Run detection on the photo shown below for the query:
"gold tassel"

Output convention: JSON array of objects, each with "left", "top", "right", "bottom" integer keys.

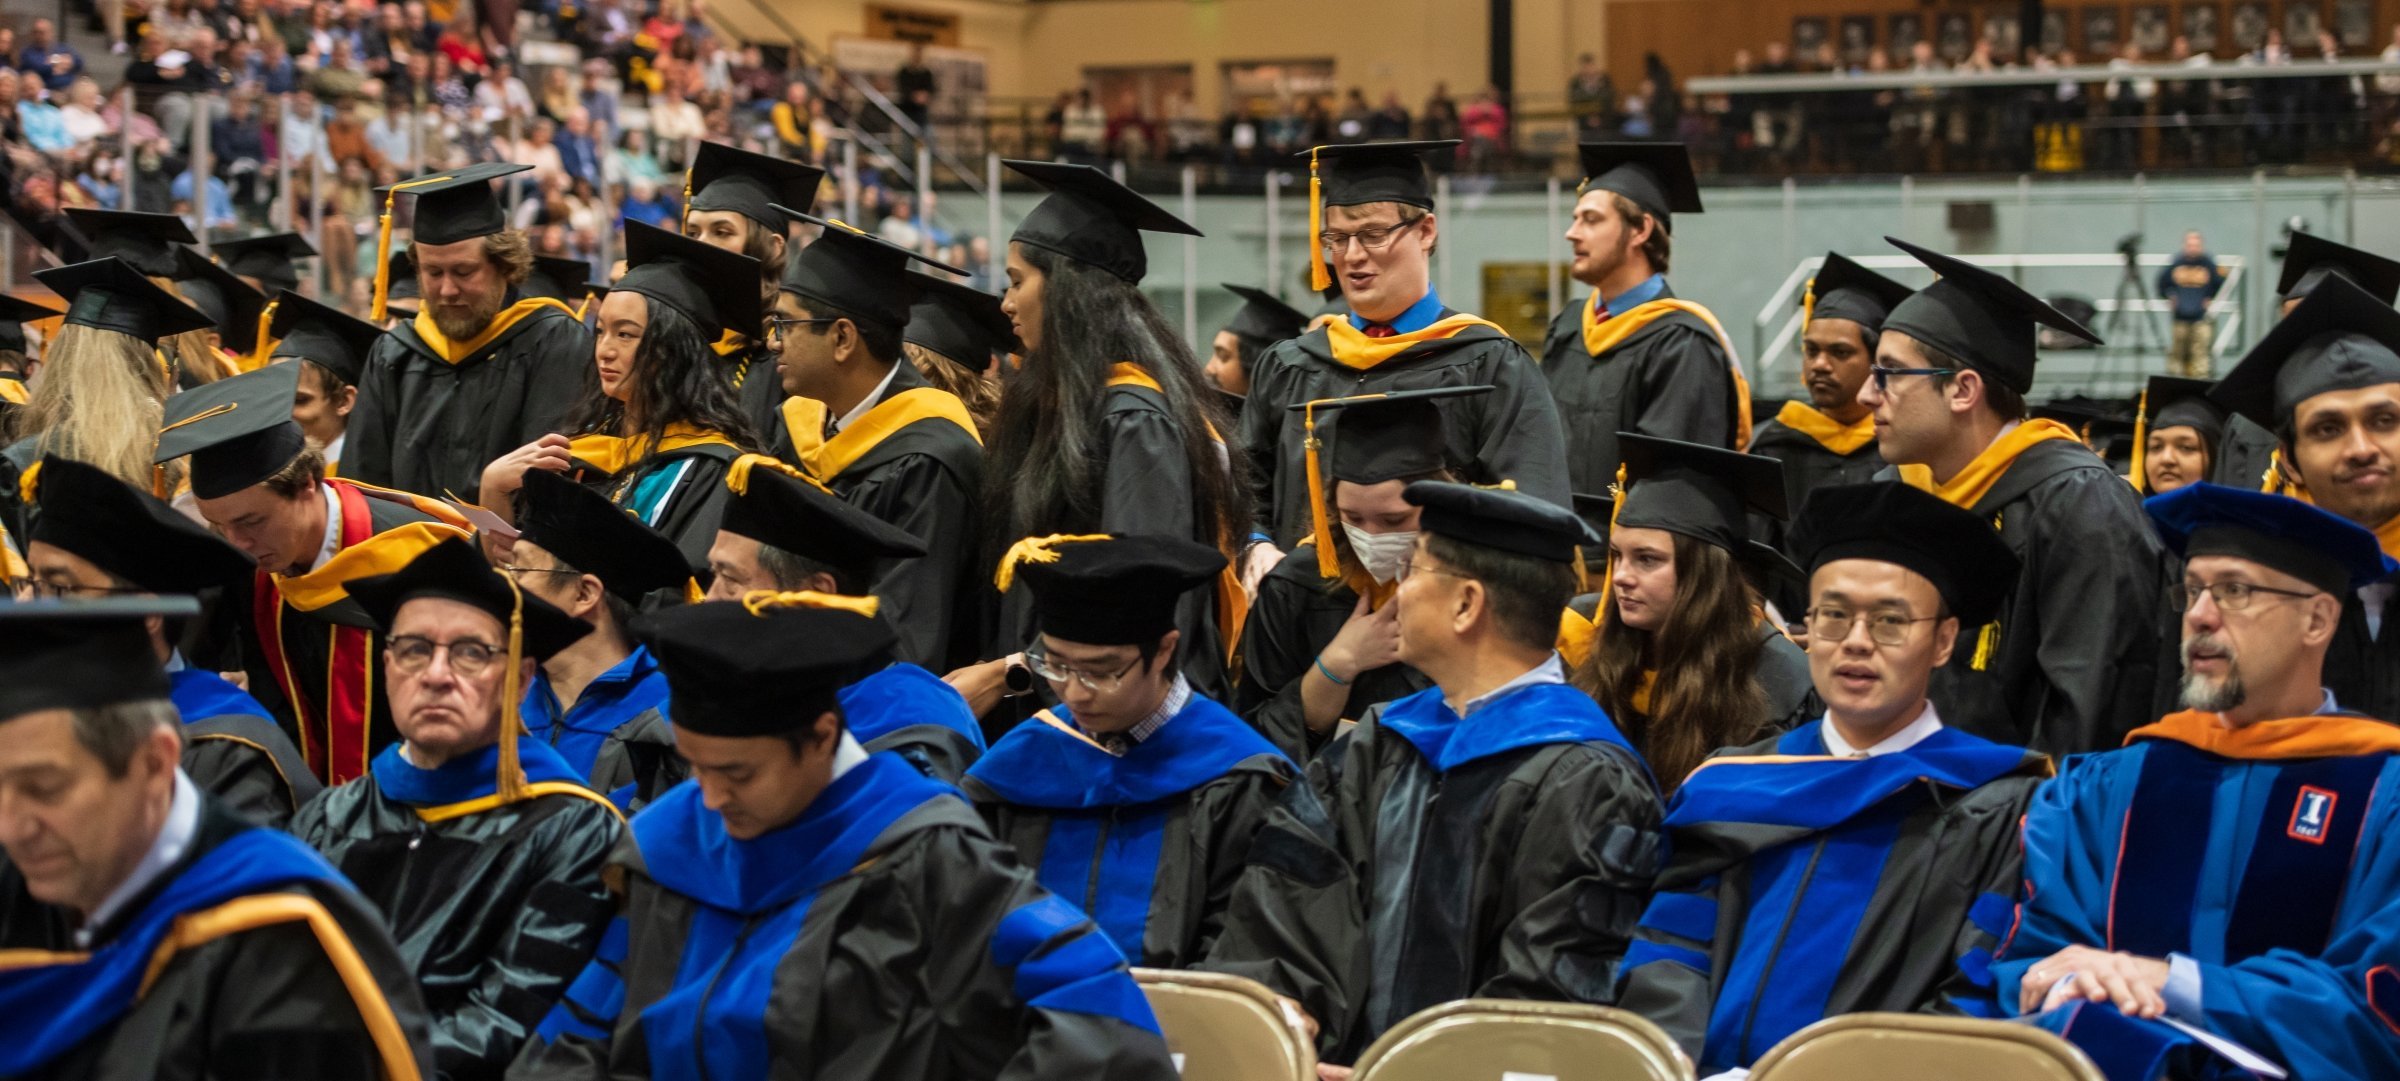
[
  {"left": 497, "top": 573, "right": 528, "bottom": 804},
  {"left": 16, "top": 460, "right": 41, "bottom": 506},
  {"left": 725, "top": 452, "right": 833, "bottom": 496},
  {"left": 251, "top": 298, "right": 279, "bottom": 370},
  {"left": 994, "top": 533, "right": 1111, "bottom": 592},
  {"left": 1308, "top": 147, "right": 1329, "bottom": 294},
  {"left": 1971, "top": 620, "right": 2000, "bottom": 671},
  {"left": 739, "top": 589, "right": 881, "bottom": 618},
  {"left": 2129, "top": 387, "right": 2150, "bottom": 491},
  {"left": 574, "top": 294, "right": 593, "bottom": 321},
  {"left": 680, "top": 164, "right": 694, "bottom": 228},
  {"left": 1799, "top": 276, "right": 1816, "bottom": 336},
  {"left": 1305, "top": 398, "right": 1340, "bottom": 580},
  {"left": 1595, "top": 462, "right": 1628, "bottom": 615}
]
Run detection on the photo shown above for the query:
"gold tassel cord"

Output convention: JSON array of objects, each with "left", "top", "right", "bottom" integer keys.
[
  {"left": 1799, "top": 276, "right": 1816, "bottom": 338},
  {"left": 738, "top": 589, "right": 882, "bottom": 618},
  {"left": 680, "top": 165, "right": 694, "bottom": 228},
  {"left": 496, "top": 573, "right": 528, "bottom": 805},
  {"left": 993, "top": 533, "right": 1112, "bottom": 593},
  {"left": 15, "top": 460, "right": 41, "bottom": 506},
  {"left": 1308, "top": 148, "right": 1329, "bottom": 294},
  {"left": 1304, "top": 397, "right": 1342, "bottom": 580},
  {"left": 251, "top": 298, "right": 279, "bottom": 369},
  {"left": 1594, "top": 462, "right": 1629, "bottom": 616},
  {"left": 2128, "top": 388, "right": 2150, "bottom": 491}
]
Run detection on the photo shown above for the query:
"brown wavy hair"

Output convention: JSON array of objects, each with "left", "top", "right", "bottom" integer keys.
[
  {"left": 1572, "top": 532, "right": 1768, "bottom": 791},
  {"left": 902, "top": 341, "right": 999, "bottom": 442}
]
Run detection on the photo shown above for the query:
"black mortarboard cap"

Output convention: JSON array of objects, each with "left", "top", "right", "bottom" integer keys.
[
  {"left": 524, "top": 256, "right": 603, "bottom": 304},
  {"left": 1577, "top": 142, "right": 1703, "bottom": 231},
  {"left": 1222, "top": 284, "right": 1308, "bottom": 344},
  {"left": 1005, "top": 159, "right": 1203, "bottom": 284},
  {"left": 1787, "top": 481, "right": 2019, "bottom": 627},
  {"left": 346, "top": 536, "right": 590, "bottom": 661},
  {"left": 0, "top": 293, "right": 64, "bottom": 355},
  {"left": 269, "top": 290, "right": 383, "bottom": 387},
  {"left": 2277, "top": 232, "right": 2400, "bottom": 306},
  {"left": 2031, "top": 398, "right": 2135, "bottom": 446},
  {"left": 904, "top": 271, "right": 1019, "bottom": 363},
  {"left": 1309, "top": 140, "right": 1457, "bottom": 210},
  {"left": 776, "top": 210, "right": 965, "bottom": 332},
  {"left": 1291, "top": 386, "right": 1494, "bottom": 485},
  {"left": 2211, "top": 274, "right": 2400, "bottom": 429},
  {"left": 2141, "top": 375, "right": 2226, "bottom": 450},
  {"left": 210, "top": 232, "right": 315, "bottom": 294},
  {"left": 686, "top": 141, "right": 825, "bottom": 227},
  {"left": 1015, "top": 534, "right": 1226, "bottom": 646},
  {"left": 1803, "top": 252, "right": 1913, "bottom": 334},
  {"left": 154, "top": 363, "right": 308, "bottom": 499},
  {"left": 0, "top": 598, "right": 195, "bottom": 721},
  {"left": 2147, "top": 483, "right": 2395, "bottom": 595},
  {"left": 513, "top": 468, "right": 694, "bottom": 603},
  {"left": 1881, "top": 237, "right": 2103, "bottom": 394},
  {"left": 28, "top": 456, "right": 255, "bottom": 591},
  {"left": 1405, "top": 480, "right": 1597, "bottom": 564},
  {"left": 35, "top": 257, "right": 215, "bottom": 343},
  {"left": 173, "top": 246, "right": 268, "bottom": 355},
  {"left": 634, "top": 601, "right": 895, "bottom": 736},
  {"left": 719, "top": 455, "right": 928, "bottom": 586},
  {"left": 60, "top": 208, "right": 198, "bottom": 277},
  {"left": 379, "top": 162, "right": 532, "bottom": 246},
  {"left": 1614, "top": 433, "right": 1788, "bottom": 554},
  {"left": 616, "top": 220, "right": 762, "bottom": 344}
]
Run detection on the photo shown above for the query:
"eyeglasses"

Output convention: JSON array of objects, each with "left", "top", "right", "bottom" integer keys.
[
  {"left": 1023, "top": 643, "right": 1143, "bottom": 694},
  {"left": 1867, "top": 365, "right": 1957, "bottom": 391},
  {"left": 2170, "top": 580, "right": 2320, "bottom": 613},
  {"left": 1319, "top": 216, "right": 1423, "bottom": 259},
  {"left": 386, "top": 635, "right": 505, "bottom": 677},
  {"left": 23, "top": 579, "right": 146, "bottom": 600},
  {"left": 497, "top": 563, "right": 581, "bottom": 580},
  {"left": 764, "top": 316, "right": 838, "bottom": 340},
  {"left": 1804, "top": 606, "right": 1941, "bottom": 647}
]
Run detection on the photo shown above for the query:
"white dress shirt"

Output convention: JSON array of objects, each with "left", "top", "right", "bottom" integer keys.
[
  {"left": 80, "top": 771, "right": 201, "bottom": 947},
  {"left": 1820, "top": 701, "right": 1944, "bottom": 758},
  {"left": 1453, "top": 653, "right": 1566, "bottom": 717}
]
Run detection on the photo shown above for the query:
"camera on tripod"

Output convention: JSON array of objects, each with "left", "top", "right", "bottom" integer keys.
[{"left": 2116, "top": 233, "right": 2144, "bottom": 261}]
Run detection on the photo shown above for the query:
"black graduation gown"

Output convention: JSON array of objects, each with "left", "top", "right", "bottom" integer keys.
[
  {"left": 1233, "top": 546, "right": 1431, "bottom": 762},
  {"left": 2325, "top": 575, "right": 2400, "bottom": 723},
  {"left": 1746, "top": 412, "right": 1884, "bottom": 615},
  {"left": 991, "top": 381, "right": 1228, "bottom": 699},
  {"left": 584, "top": 708, "right": 682, "bottom": 813},
  {"left": 1241, "top": 313, "right": 1571, "bottom": 548},
  {"left": 1617, "top": 723, "right": 2047, "bottom": 1072},
  {"left": 0, "top": 794, "right": 435, "bottom": 1081},
  {"left": 345, "top": 303, "right": 594, "bottom": 500},
  {"left": 293, "top": 743, "right": 623, "bottom": 1081},
  {"left": 169, "top": 668, "right": 324, "bottom": 830},
  {"left": 1898, "top": 439, "right": 2168, "bottom": 756},
  {"left": 2210, "top": 414, "right": 2282, "bottom": 490},
  {"left": 507, "top": 752, "right": 1179, "bottom": 1081},
  {"left": 1540, "top": 284, "right": 1744, "bottom": 542},
  {"left": 734, "top": 342, "right": 785, "bottom": 452},
  {"left": 1203, "top": 682, "right": 1663, "bottom": 1062},
  {"left": 960, "top": 695, "right": 1294, "bottom": 970},
  {"left": 818, "top": 363, "right": 986, "bottom": 673}
]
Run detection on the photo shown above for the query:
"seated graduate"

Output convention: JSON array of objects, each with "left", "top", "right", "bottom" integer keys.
[
  {"left": 21, "top": 456, "right": 320, "bottom": 827},
  {"left": 506, "top": 468, "right": 689, "bottom": 802},
  {"left": 1571, "top": 434, "right": 1818, "bottom": 791},
  {"left": 0, "top": 599, "right": 432, "bottom": 1081},
  {"left": 1235, "top": 387, "right": 1487, "bottom": 762},
  {"left": 292, "top": 538, "right": 625, "bottom": 1081},
  {"left": 2133, "top": 376, "right": 2224, "bottom": 498},
  {"left": 1996, "top": 484, "right": 2400, "bottom": 1081},
  {"left": 1206, "top": 481, "right": 1663, "bottom": 1067},
  {"left": 1618, "top": 481, "right": 2050, "bottom": 1076},
  {"left": 509, "top": 597, "right": 1179, "bottom": 1081},
  {"left": 963, "top": 533, "right": 1294, "bottom": 969}
]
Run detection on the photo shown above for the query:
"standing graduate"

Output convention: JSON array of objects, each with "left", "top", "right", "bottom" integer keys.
[
  {"left": 481, "top": 221, "right": 758, "bottom": 572},
  {"left": 294, "top": 537, "right": 624, "bottom": 1081},
  {"left": 345, "top": 163, "right": 596, "bottom": 499},
  {"left": 209, "top": 231, "right": 317, "bottom": 297},
  {"left": 162, "top": 364, "right": 472, "bottom": 783},
  {"left": 767, "top": 210, "right": 985, "bottom": 671},
  {"left": 679, "top": 141, "right": 824, "bottom": 438},
  {"left": 960, "top": 159, "right": 1245, "bottom": 708},
  {"left": 964, "top": 534, "right": 1293, "bottom": 969},
  {"left": 2212, "top": 232, "right": 2400, "bottom": 492},
  {"left": 1542, "top": 143, "right": 1749, "bottom": 547},
  {"left": 1239, "top": 141, "right": 1568, "bottom": 564},
  {"left": 1235, "top": 388, "right": 1485, "bottom": 760},
  {"left": 1619, "top": 481, "right": 2048, "bottom": 1074},
  {"left": 2134, "top": 376, "right": 2225, "bottom": 497},
  {"left": 1206, "top": 482, "right": 1662, "bottom": 1065},
  {"left": 0, "top": 599, "right": 433, "bottom": 1081},
  {"left": 2208, "top": 276, "right": 2400, "bottom": 727},
  {"left": 54, "top": 209, "right": 229, "bottom": 390},
  {"left": 1863, "top": 237, "right": 2166, "bottom": 755},
  {"left": 1998, "top": 485, "right": 2400, "bottom": 1081},
  {"left": 1574, "top": 434, "right": 1819, "bottom": 790},
  {"left": 267, "top": 291, "right": 383, "bottom": 477},
  {"left": 508, "top": 468, "right": 686, "bottom": 796},
  {"left": 901, "top": 273, "right": 1013, "bottom": 440},
  {"left": 20, "top": 456, "right": 321, "bottom": 828},
  {"left": 1208, "top": 283, "right": 1307, "bottom": 398},
  {"left": 509, "top": 598, "right": 1179, "bottom": 1081}
]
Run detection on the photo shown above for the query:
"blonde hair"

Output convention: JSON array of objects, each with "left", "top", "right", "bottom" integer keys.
[
  {"left": 147, "top": 276, "right": 226, "bottom": 387},
  {"left": 19, "top": 324, "right": 183, "bottom": 494}
]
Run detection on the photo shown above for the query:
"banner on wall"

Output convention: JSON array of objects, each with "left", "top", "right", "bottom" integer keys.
[{"left": 865, "top": 4, "right": 961, "bottom": 46}]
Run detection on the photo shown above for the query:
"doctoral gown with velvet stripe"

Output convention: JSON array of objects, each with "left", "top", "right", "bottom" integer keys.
[
  {"left": 1202, "top": 680, "right": 1663, "bottom": 1062},
  {"left": 507, "top": 751, "right": 1180, "bottom": 1081},
  {"left": 1993, "top": 712, "right": 2400, "bottom": 1081},
  {"left": 292, "top": 741, "right": 623, "bottom": 1081},
  {"left": 521, "top": 645, "right": 674, "bottom": 786},
  {"left": 0, "top": 794, "right": 436, "bottom": 1081},
  {"left": 1617, "top": 721, "right": 2047, "bottom": 1072},
  {"left": 960, "top": 693, "right": 1293, "bottom": 969},
  {"left": 344, "top": 302, "right": 595, "bottom": 501},
  {"left": 1233, "top": 546, "right": 1432, "bottom": 763},
  {"left": 169, "top": 667, "right": 323, "bottom": 829}
]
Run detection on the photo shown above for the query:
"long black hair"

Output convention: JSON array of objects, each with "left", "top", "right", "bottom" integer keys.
[
  {"left": 983, "top": 244, "right": 1249, "bottom": 554},
  {"left": 564, "top": 294, "right": 760, "bottom": 454}
]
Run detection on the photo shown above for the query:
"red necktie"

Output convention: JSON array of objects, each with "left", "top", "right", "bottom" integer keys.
[{"left": 1361, "top": 323, "right": 1396, "bottom": 338}]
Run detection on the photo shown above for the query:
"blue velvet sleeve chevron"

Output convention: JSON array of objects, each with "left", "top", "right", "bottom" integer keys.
[
  {"left": 990, "top": 894, "right": 1161, "bottom": 1035},
  {"left": 1616, "top": 876, "right": 1721, "bottom": 1062},
  {"left": 1946, "top": 892, "right": 2018, "bottom": 1018},
  {"left": 533, "top": 916, "right": 630, "bottom": 1045}
]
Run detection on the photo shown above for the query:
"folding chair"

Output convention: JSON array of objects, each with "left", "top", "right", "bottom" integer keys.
[
  {"left": 1132, "top": 968, "right": 1316, "bottom": 1081},
  {"left": 1746, "top": 1012, "right": 2106, "bottom": 1081},
  {"left": 1351, "top": 998, "right": 1694, "bottom": 1081}
]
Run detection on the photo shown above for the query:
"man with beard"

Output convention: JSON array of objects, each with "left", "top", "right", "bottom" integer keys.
[
  {"left": 344, "top": 163, "right": 594, "bottom": 500},
  {"left": 1541, "top": 143, "right": 1748, "bottom": 550},
  {"left": 2213, "top": 232, "right": 2400, "bottom": 492},
  {"left": 1997, "top": 483, "right": 2400, "bottom": 1081},
  {"left": 2209, "top": 275, "right": 2400, "bottom": 724}
]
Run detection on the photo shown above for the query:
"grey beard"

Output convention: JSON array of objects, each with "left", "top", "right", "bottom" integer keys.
[{"left": 2179, "top": 639, "right": 2247, "bottom": 713}]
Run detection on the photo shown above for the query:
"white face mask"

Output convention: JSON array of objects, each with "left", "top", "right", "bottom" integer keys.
[{"left": 1342, "top": 524, "right": 1419, "bottom": 584}]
